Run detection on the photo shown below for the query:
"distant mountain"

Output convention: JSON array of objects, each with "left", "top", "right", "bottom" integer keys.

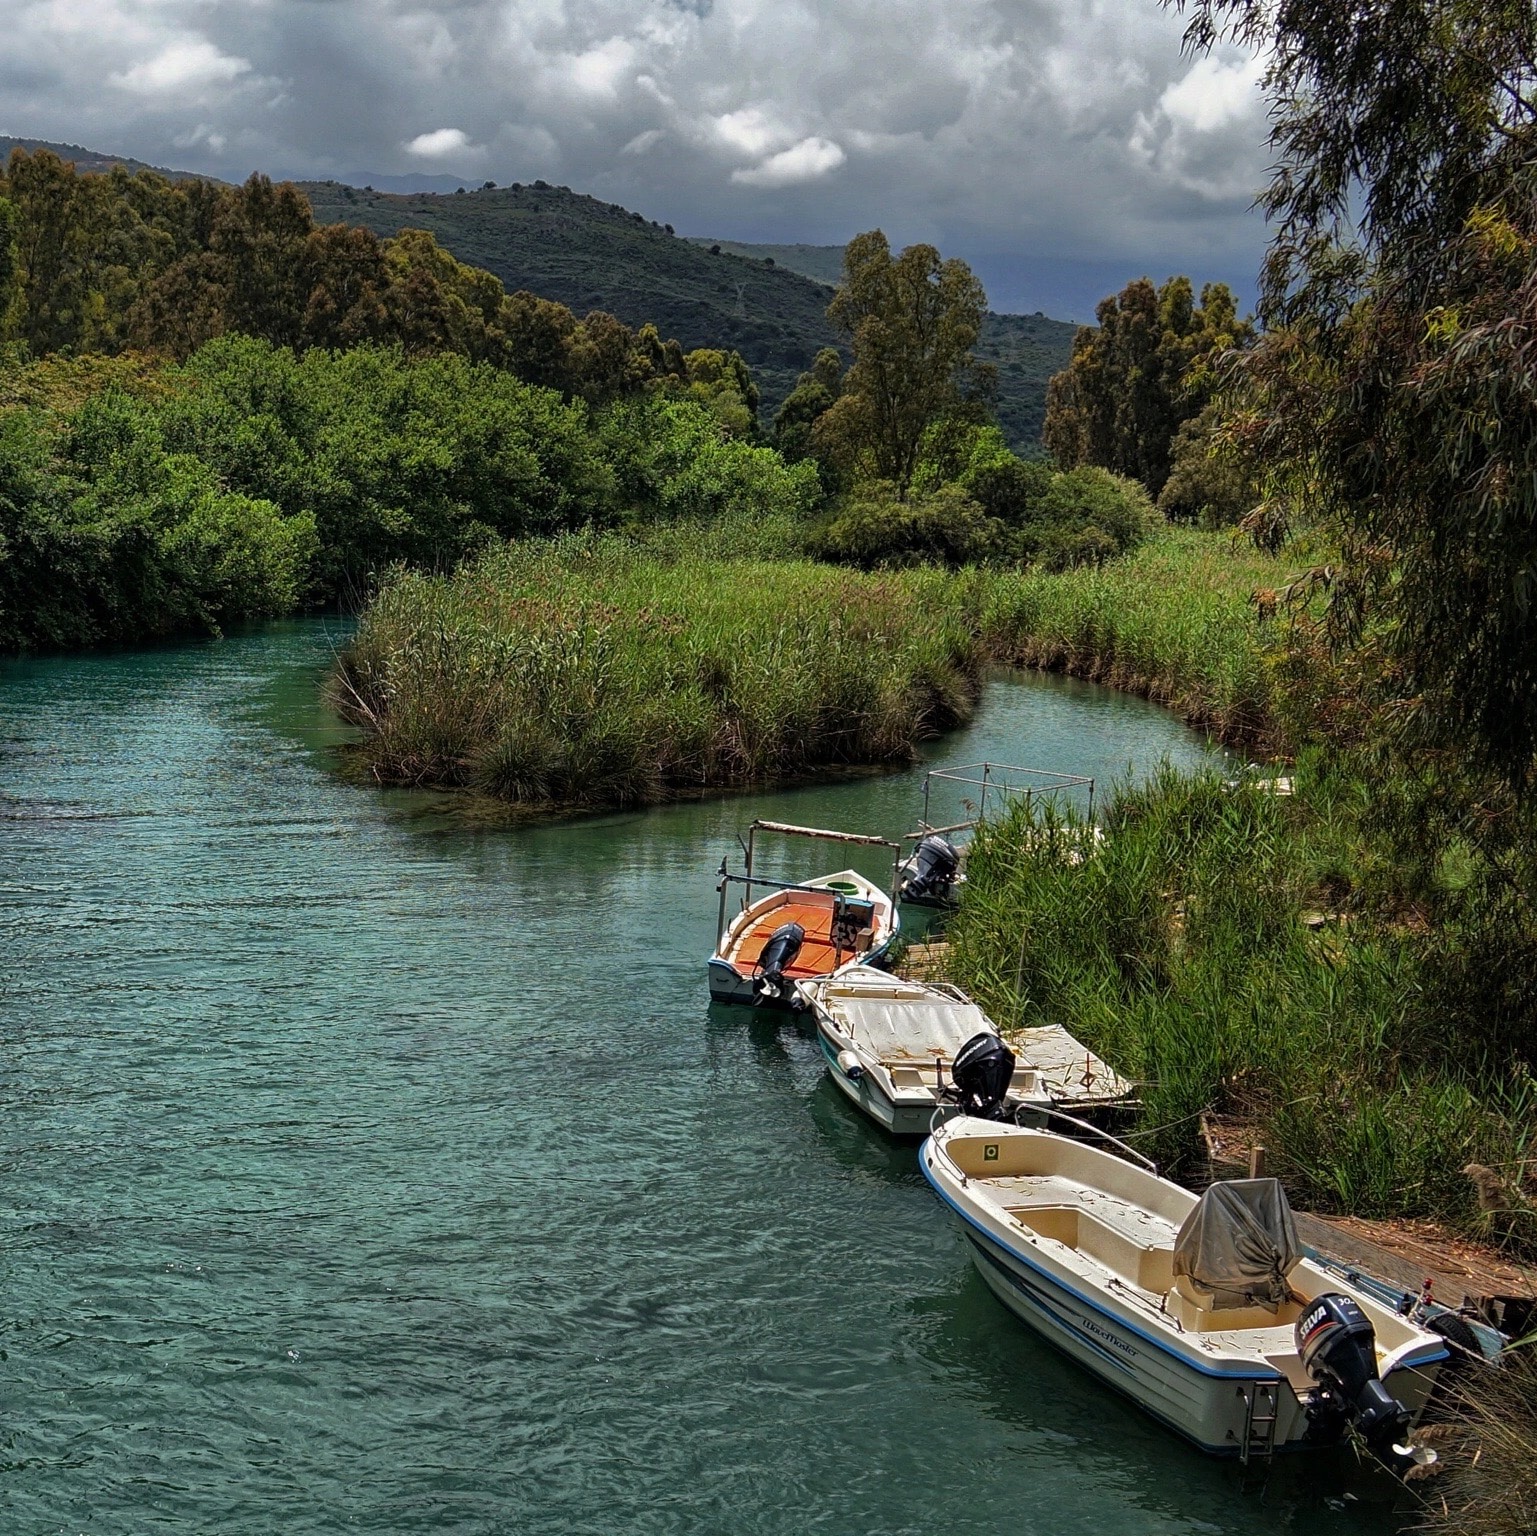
[
  {"left": 0, "top": 134, "right": 216, "bottom": 183},
  {"left": 300, "top": 180, "right": 1078, "bottom": 446}
]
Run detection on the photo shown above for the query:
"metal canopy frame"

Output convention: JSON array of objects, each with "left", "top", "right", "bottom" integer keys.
[
  {"left": 911, "top": 761, "right": 1096, "bottom": 844},
  {"left": 715, "top": 819, "right": 905, "bottom": 962}
]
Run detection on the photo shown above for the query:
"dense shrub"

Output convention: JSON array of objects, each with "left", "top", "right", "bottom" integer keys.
[
  {"left": 0, "top": 339, "right": 819, "bottom": 650},
  {"left": 806, "top": 480, "right": 1000, "bottom": 568},
  {"left": 810, "top": 445, "right": 1154, "bottom": 571}
]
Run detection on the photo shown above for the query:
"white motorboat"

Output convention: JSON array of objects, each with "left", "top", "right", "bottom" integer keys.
[
  {"left": 921, "top": 1119, "right": 1448, "bottom": 1463},
  {"left": 708, "top": 867, "right": 898, "bottom": 1008},
  {"left": 897, "top": 762, "right": 1101, "bottom": 909},
  {"left": 799, "top": 967, "right": 1135, "bottom": 1135},
  {"left": 798, "top": 968, "right": 1046, "bottom": 1134}
]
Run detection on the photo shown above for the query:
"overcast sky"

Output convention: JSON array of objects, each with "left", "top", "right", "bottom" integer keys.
[{"left": 5, "top": 0, "right": 1274, "bottom": 318}]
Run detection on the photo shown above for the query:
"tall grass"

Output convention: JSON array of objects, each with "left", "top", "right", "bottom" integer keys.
[
  {"left": 334, "top": 530, "right": 982, "bottom": 806},
  {"left": 977, "top": 528, "right": 1288, "bottom": 748},
  {"left": 945, "top": 764, "right": 1532, "bottom": 1234},
  {"left": 1415, "top": 1348, "right": 1537, "bottom": 1536},
  {"left": 337, "top": 524, "right": 1291, "bottom": 808}
]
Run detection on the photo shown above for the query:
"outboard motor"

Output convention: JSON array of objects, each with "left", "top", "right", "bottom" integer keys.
[
  {"left": 1296, "top": 1293, "right": 1415, "bottom": 1464},
  {"left": 945, "top": 1032, "right": 1016, "bottom": 1119},
  {"left": 901, "top": 835, "right": 960, "bottom": 902},
  {"left": 752, "top": 922, "right": 805, "bottom": 1005}
]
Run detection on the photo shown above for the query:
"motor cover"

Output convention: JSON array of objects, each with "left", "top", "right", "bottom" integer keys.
[
  {"left": 902, "top": 835, "right": 960, "bottom": 900},
  {"left": 947, "top": 1032, "right": 1015, "bottom": 1119},
  {"left": 752, "top": 921, "right": 805, "bottom": 1003}
]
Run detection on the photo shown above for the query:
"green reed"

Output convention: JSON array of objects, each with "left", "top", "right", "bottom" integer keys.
[
  {"left": 946, "top": 763, "right": 1530, "bottom": 1237},
  {"left": 976, "top": 528, "right": 1288, "bottom": 749},
  {"left": 334, "top": 531, "right": 983, "bottom": 806},
  {"left": 338, "top": 524, "right": 1291, "bottom": 809}
]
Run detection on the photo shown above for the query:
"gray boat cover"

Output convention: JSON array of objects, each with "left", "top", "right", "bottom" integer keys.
[{"left": 1171, "top": 1178, "right": 1300, "bottom": 1309}]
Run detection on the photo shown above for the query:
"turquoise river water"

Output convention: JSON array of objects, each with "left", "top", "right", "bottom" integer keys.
[{"left": 1, "top": 620, "right": 1406, "bottom": 1534}]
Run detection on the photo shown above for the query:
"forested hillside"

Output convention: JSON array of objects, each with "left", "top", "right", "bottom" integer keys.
[
  {"left": 299, "top": 180, "right": 832, "bottom": 419},
  {"left": 300, "top": 181, "right": 1076, "bottom": 444},
  {"left": 0, "top": 134, "right": 205, "bottom": 183}
]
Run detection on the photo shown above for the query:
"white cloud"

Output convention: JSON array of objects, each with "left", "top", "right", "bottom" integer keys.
[
  {"left": 731, "top": 136, "right": 846, "bottom": 187},
  {"left": 1128, "top": 45, "right": 1268, "bottom": 201},
  {"left": 1159, "top": 54, "right": 1265, "bottom": 133},
  {"left": 112, "top": 38, "right": 250, "bottom": 96},
  {"left": 173, "top": 122, "right": 227, "bottom": 154},
  {"left": 1, "top": 0, "right": 1276, "bottom": 312},
  {"left": 711, "top": 107, "right": 790, "bottom": 159},
  {"left": 405, "top": 127, "right": 476, "bottom": 159},
  {"left": 566, "top": 37, "right": 636, "bottom": 99}
]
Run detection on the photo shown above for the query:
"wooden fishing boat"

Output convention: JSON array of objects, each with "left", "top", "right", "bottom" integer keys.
[
  {"left": 922, "top": 1120, "right": 1447, "bottom": 1465},
  {"left": 799, "top": 967, "right": 1134, "bottom": 1135},
  {"left": 708, "top": 822, "right": 902, "bottom": 1008}
]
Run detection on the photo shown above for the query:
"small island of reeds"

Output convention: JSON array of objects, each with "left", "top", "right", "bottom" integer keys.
[
  {"left": 331, "top": 531, "right": 987, "bottom": 807},
  {"left": 332, "top": 524, "right": 1288, "bottom": 810}
]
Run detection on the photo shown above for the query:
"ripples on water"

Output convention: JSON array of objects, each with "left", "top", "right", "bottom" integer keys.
[{"left": 0, "top": 622, "right": 1401, "bottom": 1533}]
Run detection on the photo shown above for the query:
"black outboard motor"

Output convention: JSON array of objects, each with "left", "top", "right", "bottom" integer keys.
[
  {"left": 946, "top": 1032, "right": 1016, "bottom": 1119},
  {"left": 752, "top": 921, "right": 805, "bottom": 1005},
  {"left": 1296, "top": 1292, "right": 1414, "bottom": 1463},
  {"left": 901, "top": 835, "right": 960, "bottom": 902}
]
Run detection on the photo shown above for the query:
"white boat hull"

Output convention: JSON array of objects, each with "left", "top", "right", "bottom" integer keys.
[
  {"left": 920, "top": 1125, "right": 1446, "bottom": 1457},
  {"left": 815, "top": 1023, "right": 942, "bottom": 1135}
]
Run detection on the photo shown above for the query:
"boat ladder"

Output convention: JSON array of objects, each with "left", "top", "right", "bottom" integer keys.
[{"left": 1236, "top": 1380, "right": 1279, "bottom": 1465}]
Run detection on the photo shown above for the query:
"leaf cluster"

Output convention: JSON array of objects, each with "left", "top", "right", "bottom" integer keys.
[{"left": 1043, "top": 274, "right": 1252, "bottom": 496}]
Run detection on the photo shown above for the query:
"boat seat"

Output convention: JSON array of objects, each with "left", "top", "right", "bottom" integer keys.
[
  {"left": 732, "top": 896, "right": 871, "bottom": 977},
  {"left": 1164, "top": 1274, "right": 1304, "bottom": 1333},
  {"left": 1007, "top": 1203, "right": 1175, "bottom": 1293}
]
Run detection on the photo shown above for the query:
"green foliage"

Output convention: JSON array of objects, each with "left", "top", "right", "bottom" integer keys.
[
  {"left": 816, "top": 231, "right": 991, "bottom": 495},
  {"left": 664, "top": 348, "right": 760, "bottom": 439},
  {"left": 1044, "top": 276, "right": 1251, "bottom": 496},
  {"left": 0, "top": 149, "right": 690, "bottom": 413},
  {"left": 1175, "top": 0, "right": 1537, "bottom": 791},
  {"left": 1155, "top": 400, "right": 1259, "bottom": 527},
  {"left": 0, "top": 197, "right": 18, "bottom": 334},
  {"left": 0, "top": 384, "right": 315, "bottom": 649},
  {"left": 334, "top": 535, "right": 984, "bottom": 806},
  {"left": 946, "top": 763, "right": 1533, "bottom": 1230},
  {"left": 0, "top": 338, "right": 817, "bottom": 649},
  {"left": 808, "top": 481, "right": 1001, "bottom": 568},
  {"left": 974, "top": 527, "right": 1284, "bottom": 744},
  {"left": 813, "top": 426, "right": 1155, "bottom": 572},
  {"left": 772, "top": 346, "right": 841, "bottom": 467},
  {"left": 595, "top": 393, "right": 820, "bottom": 531}
]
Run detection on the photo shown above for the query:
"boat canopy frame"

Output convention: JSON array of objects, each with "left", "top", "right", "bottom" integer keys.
[
  {"left": 714, "top": 819, "right": 904, "bottom": 962},
  {"left": 908, "top": 762, "right": 1096, "bottom": 844}
]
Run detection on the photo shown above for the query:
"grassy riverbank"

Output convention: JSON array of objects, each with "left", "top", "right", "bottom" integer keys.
[
  {"left": 337, "top": 525, "right": 1290, "bottom": 806},
  {"left": 976, "top": 529, "right": 1286, "bottom": 749},
  {"left": 946, "top": 764, "right": 1536, "bottom": 1240},
  {"left": 334, "top": 531, "right": 982, "bottom": 805}
]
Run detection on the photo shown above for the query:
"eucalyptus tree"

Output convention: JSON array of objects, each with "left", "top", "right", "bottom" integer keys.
[
  {"left": 815, "top": 231, "right": 989, "bottom": 497},
  {"left": 1174, "top": 0, "right": 1537, "bottom": 788},
  {"left": 1043, "top": 275, "right": 1249, "bottom": 496}
]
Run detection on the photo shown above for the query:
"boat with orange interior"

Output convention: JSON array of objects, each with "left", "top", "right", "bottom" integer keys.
[{"left": 708, "top": 820, "right": 900, "bottom": 1008}]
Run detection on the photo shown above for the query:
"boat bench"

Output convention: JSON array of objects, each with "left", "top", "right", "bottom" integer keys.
[{"left": 1000, "top": 1185, "right": 1176, "bottom": 1293}]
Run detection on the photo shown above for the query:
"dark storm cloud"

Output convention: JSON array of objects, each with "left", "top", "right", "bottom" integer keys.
[{"left": 3, "top": 0, "right": 1273, "bottom": 312}]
